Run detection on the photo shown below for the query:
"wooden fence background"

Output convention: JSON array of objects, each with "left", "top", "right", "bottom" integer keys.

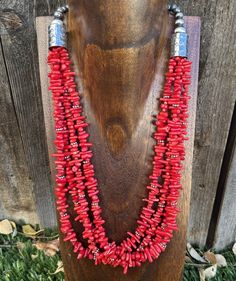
[{"left": 0, "top": 1, "right": 235, "bottom": 250}]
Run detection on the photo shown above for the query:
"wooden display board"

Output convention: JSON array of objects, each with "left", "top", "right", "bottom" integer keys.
[{"left": 36, "top": 14, "right": 200, "bottom": 281}]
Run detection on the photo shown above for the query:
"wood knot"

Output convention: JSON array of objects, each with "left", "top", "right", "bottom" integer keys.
[
  {"left": 0, "top": 10, "right": 24, "bottom": 34},
  {"left": 106, "top": 123, "right": 127, "bottom": 155}
]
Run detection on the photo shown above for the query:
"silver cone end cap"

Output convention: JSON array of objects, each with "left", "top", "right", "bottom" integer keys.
[
  {"left": 48, "top": 19, "right": 67, "bottom": 49},
  {"left": 171, "top": 32, "right": 188, "bottom": 58}
]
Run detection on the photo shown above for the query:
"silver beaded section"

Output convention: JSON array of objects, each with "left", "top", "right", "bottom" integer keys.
[
  {"left": 48, "top": 5, "right": 69, "bottom": 49},
  {"left": 168, "top": 4, "right": 188, "bottom": 58}
]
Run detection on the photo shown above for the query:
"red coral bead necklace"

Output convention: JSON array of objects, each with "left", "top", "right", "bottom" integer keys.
[{"left": 47, "top": 3, "right": 192, "bottom": 274}]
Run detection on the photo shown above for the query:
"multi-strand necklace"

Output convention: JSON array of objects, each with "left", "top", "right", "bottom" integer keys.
[{"left": 47, "top": 4, "right": 192, "bottom": 274}]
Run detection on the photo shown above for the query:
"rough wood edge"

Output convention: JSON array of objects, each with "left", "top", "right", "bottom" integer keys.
[{"left": 213, "top": 139, "right": 236, "bottom": 250}]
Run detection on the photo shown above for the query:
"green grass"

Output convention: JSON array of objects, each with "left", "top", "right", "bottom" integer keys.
[
  {"left": 0, "top": 230, "right": 236, "bottom": 281},
  {"left": 0, "top": 229, "right": 64, "bottom": 281}
]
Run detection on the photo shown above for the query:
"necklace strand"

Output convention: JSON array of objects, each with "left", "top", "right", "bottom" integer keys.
[{"left": 48, "top": 4, "right": 192, "bottom": 273}]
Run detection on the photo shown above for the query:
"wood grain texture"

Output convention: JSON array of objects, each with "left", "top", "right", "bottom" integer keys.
[
  {"left": 0, "top": 0, "right": 56, "bottom": 227},
  {"left": 36, "top": 10, "right": 200, "bottom": 281},
  {"left": 68, "top": 0, "right": 169, "bottom": 157},
  {"left": 176, "top": 0, "right": 236, "bottom": 246},
  {"left": 0, "top": 39, "right": 38, "bottom": 223},
  {"left": 36, "top": 16, "right": 57, "bottom": 186},
  {"left": 213, "top": 137, "right": 236, "bottom": 250}
]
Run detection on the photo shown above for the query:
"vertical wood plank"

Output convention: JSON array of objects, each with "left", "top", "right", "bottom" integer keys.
[
  {"left": 0, "top": 40, "right": 38, "bottom": 223},
  {"left": 36, "top": 16, "right": 56, "bottom": 183},
  {"left": 0, "top": 1, "right": 56, "bottom": 227},
  {"left": 176, "top": 0, "right": 236, "bottom": 246},
  {"left": 213, "top": 141, "right": 236, "bottom": 250},
  {"left": 212, "top": 108, "right": 236, "bottom": 250}
]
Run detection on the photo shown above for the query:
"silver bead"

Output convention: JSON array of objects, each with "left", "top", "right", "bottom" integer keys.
[
  {"left": 171, "top": 32, "right": 188, "bottom": 58},
  {"left": 48, "top": 18, "right": 67, "bottom": 48},
  {"left": 174, "top": 26, "right": 186, "bottom": 33},
  {"left": 54, "top": 11, "right": 64, "bottom": 20},
  {"left": 174, "top": 6, "right": 181, "bottom": 13},
  {"left": 170, "top": 4, "right": 177, "bottom": 11},
  {"left": 176, "top": 12, "right": 184, "bottom": 19},
  {"left": 57, "top": 7, "right": 65, "bottom": 14},
  {"left": 175, "top": 19, "right": 185, "bottom": 26},
  {"left": 61, "top": 5, "right": 69, "bottom": 13},
  {"left": 169, "top": 4, "right": 181, "bottom": 15}
]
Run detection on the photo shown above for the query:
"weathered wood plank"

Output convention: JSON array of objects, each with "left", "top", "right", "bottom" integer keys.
[
  {"left": 177, "top": 0, "right": 236, "bottom": 246},
  {"left": 213, "top": 148, "right": 236, "bottom": 250},
  {"left": 36, "top": 16, "right": 56, "bottom": 186},
  {"left": 0, "top": 39, "right": 38, "bottom": 223},
  {"left": 36, "top": 14, "right": 200, "bottom": 281},
  {"left": 0, "top": 1, "right": 56, "bottom": 227},
  {"left": 213, "top": 130, "right": 236, "bottom": 250}
]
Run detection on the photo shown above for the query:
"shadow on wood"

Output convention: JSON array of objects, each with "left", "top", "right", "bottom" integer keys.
[{"left": 36, "top": 1, "right": 200, "bottom": 279}]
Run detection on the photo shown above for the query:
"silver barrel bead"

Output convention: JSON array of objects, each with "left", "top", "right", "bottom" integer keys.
[
  {"left": 171, "top": 32, "right": 188, "bottom": 58},
  {"left": 48, "top": 18, "right": 67, "bottom": 49}
]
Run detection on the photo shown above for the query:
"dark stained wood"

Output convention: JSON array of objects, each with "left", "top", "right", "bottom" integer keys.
[
  {"left": 36, "top": 4, "right": 200, "bottom": 280},
  {"left": 176, "top": 0, "right": 236, "bottom": 247},
  {"left": 68, "top": 0, "right": 168, "bottom": 157},
  {"left": 0, "top": 0, "right": 56, "bottom": 227}
]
